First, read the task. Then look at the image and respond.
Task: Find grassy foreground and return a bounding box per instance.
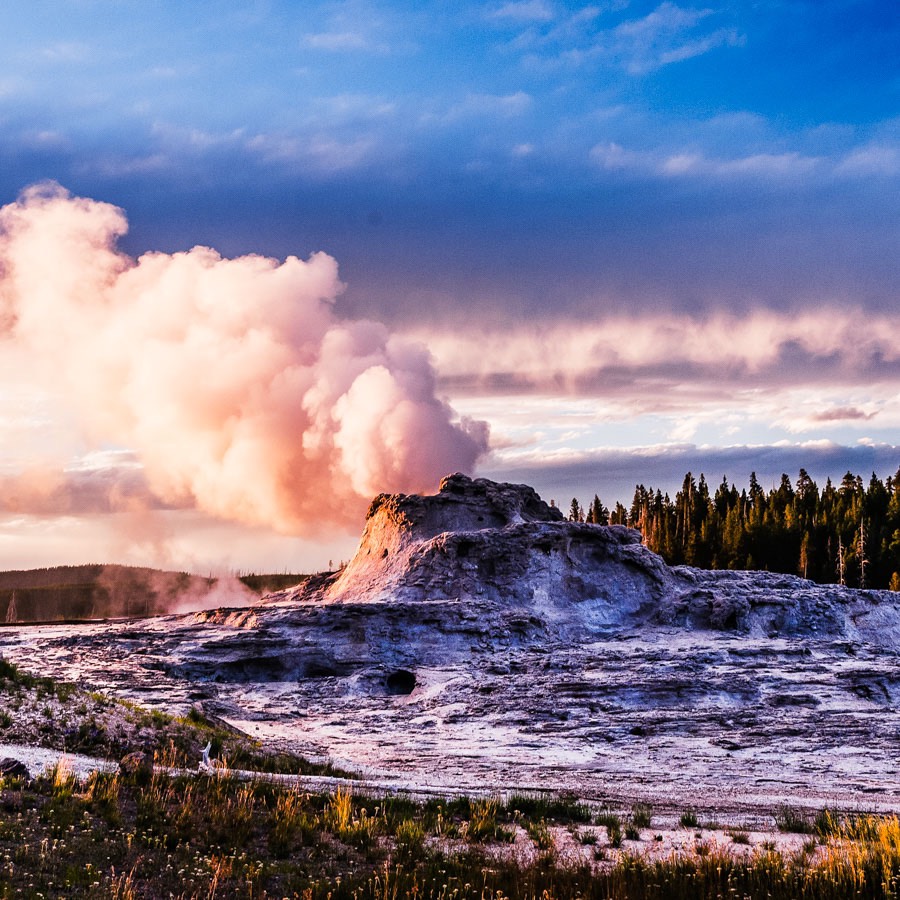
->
[2,764,900,899]
[2,660,900,898]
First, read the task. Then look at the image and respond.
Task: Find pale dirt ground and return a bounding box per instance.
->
[1,615,899,871]
[0,677,853,870]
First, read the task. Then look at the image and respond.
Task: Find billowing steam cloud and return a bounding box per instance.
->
[0,183,488,533]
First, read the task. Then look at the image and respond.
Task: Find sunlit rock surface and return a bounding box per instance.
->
[2,473,900,817]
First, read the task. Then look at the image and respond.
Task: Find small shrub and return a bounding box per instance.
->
[606,821,622,848]
[624,825,640,841]
[51,758,76,798]
[395,818,426,859]
[595,810,620,830]
[526,818,555,851]
[85,771,122,824]
[631,803,652,829]
[504,792,590,824]
[775,806,814,834]
[814,807,839,837]
[269,788,305,857]
[679,810,698,828]
[326,786,354,833]
[0,658,20,681]
[466,799,512,843]
[577,830,597,846]
[729,829,750,845]
[801,837,820,856]
[209,783,256,848]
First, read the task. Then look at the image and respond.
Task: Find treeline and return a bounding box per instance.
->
[0,565,309,623]
[568,467,900,590]
[0,566,212,623]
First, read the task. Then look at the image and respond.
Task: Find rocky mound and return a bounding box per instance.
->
[275,473,899,646]
[284,474,670,628]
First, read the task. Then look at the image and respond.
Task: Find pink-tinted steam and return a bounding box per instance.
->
[0,183,488,534]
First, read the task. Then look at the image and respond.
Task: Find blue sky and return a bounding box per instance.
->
[1,0,899,570]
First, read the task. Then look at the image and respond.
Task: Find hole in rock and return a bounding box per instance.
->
[386,669,416,695]
[457,540,473,558]
[304,662,341,678]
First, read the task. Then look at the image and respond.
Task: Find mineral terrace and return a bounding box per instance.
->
[2,473,900,820]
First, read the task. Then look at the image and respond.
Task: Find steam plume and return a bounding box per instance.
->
[0,183,488,534]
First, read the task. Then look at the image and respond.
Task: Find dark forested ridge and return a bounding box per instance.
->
[0,565,309,623]
[569,468,900,590]
[0,565,216,623]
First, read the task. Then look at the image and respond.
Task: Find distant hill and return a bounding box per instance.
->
[0,565,309,623]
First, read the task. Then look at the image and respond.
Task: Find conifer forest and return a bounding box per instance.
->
[572,468,900,590]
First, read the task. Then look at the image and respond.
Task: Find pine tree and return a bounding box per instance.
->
[588,494,608,526]
[858,518,869,589]
[836,535,846,586]
[609,502,627,526]
[568,498,583,523]
[5,591,17,624]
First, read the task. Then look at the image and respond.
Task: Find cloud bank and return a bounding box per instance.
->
[0,183,488,533]
[413,312,900,400]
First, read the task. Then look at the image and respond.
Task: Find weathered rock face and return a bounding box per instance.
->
[282,474,672,628]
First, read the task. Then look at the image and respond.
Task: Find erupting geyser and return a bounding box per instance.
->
[0,183,489,533]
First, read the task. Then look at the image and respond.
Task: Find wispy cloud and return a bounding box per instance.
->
[591,140,823,181]
[407,308,900,402]
[512,2,742,73]
[440,91,533,123]
[836,144,900,177]
[37,41,91,63]
[246,132,380,173]
[609,3,742,74]
[0,455,168,517]
[303,30,386,52]
[661,150,821,178]
[811,406,877,423]
[488,0,556,23]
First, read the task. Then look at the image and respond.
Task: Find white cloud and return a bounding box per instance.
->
[661,150,821,178]
[38,41,91,63]
[590,140,647,170]
[442,91,533,122]
[312,93,396,122]
[527,2,743,74]
[247,132,380,173]
[656,27,742,67]
[303,31,388,53]
[86,154,170,178]
[611,3,744,75]
[836,144,900,177]
[404,307,900,404]
[488,0,556,23]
